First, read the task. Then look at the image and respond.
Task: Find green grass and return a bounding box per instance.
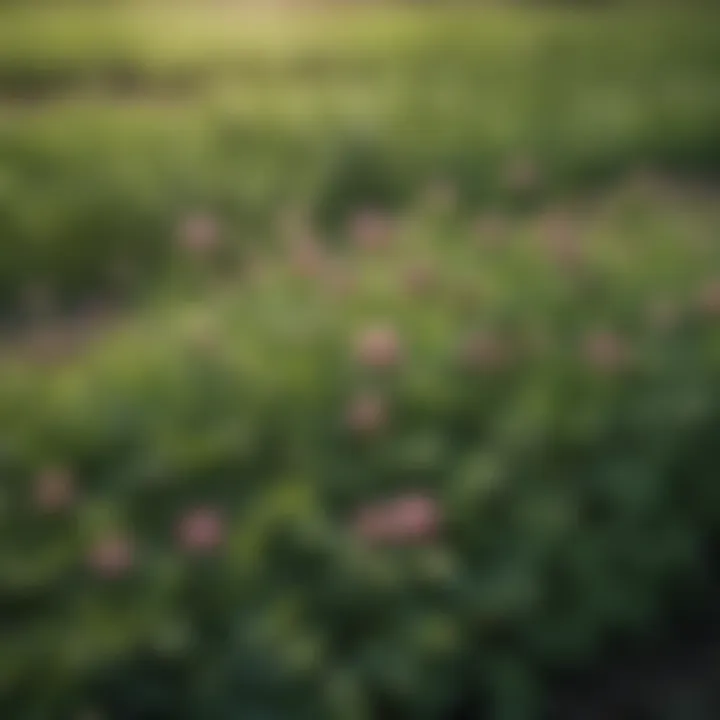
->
[2,3,720,718]
[0,4,719,314]
[2,187,720,718]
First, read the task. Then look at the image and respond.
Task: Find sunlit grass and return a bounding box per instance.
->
[0,2,718,89]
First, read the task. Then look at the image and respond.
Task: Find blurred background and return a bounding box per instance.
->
[1,0,720,718]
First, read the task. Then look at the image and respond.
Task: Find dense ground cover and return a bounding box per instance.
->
[0,4,719,316]
[4,183,720,719]
[1,3,720,719]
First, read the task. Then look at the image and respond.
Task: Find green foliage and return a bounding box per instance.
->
[2,3,720,718]
[2,190,720,718]
[0,4,719,314]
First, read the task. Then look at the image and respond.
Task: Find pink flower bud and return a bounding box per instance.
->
[353,493,441,545]
[354,325,402,370]
[582,330,632,373]
[389,494,441,540]
[88,535,134,578]
[287,235,326,278]
[345,393,388,436]
[461,331,509,372]
[176,507,225,554]
[698,280,720,317]
[348,209,395,251]
[538,211,585,271]
[404,263,437,296]
[34,465,75,513]
[177,213,221,255]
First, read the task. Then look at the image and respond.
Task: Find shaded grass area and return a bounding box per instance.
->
[2,189,720,718]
